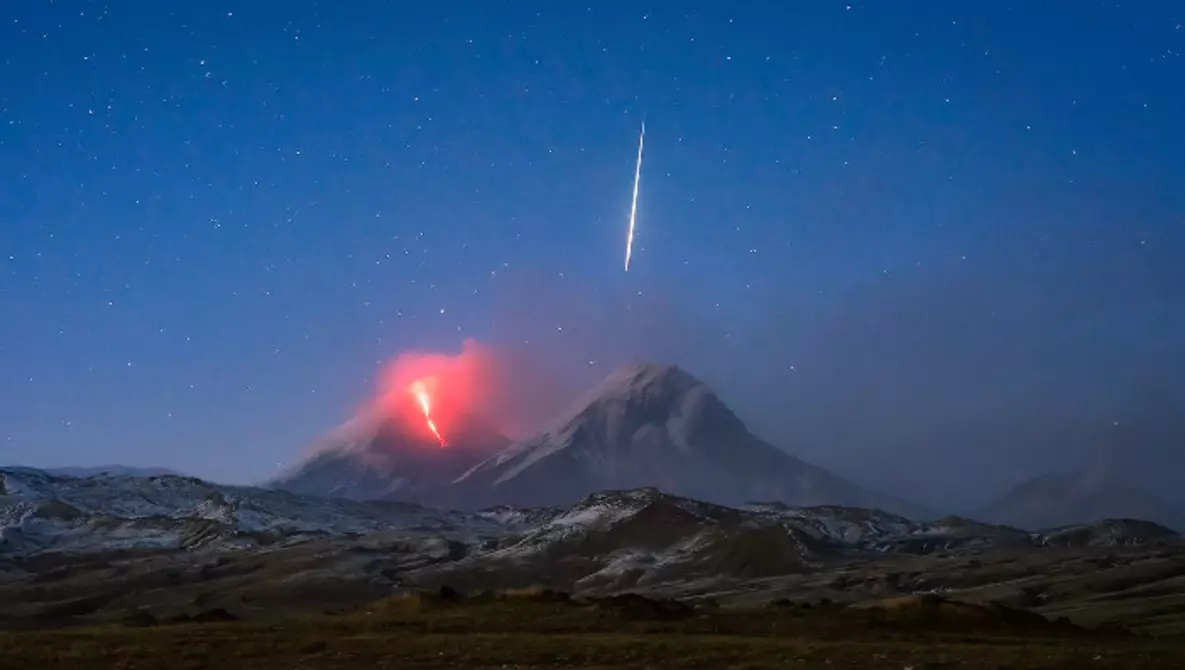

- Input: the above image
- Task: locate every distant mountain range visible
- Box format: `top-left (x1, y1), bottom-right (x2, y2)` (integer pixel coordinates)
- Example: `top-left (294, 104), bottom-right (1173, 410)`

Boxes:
top-left (45, 465), bottom-right (183, 479)
top-left (3, 466), bottom-right (1180, 631)
top-left (13, 364), bottom-right (1183, 534)
top-left (973, 471), bottom-right (1185, 532)
top-left (2, 465), bottom-right (1175, 571)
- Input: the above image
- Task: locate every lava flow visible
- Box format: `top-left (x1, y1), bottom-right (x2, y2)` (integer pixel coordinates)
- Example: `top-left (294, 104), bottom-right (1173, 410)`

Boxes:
top-left (408, 378), bottom-right (447, 446)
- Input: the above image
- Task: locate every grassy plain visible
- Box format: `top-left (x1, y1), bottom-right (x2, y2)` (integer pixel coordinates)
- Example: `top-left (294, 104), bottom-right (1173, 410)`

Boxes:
top-left (1, 591), bottom-right (1183, 670)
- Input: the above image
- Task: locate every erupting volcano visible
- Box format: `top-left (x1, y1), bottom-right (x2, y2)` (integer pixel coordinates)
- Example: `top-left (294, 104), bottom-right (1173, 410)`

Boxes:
top-left (409, 378), bottom-right (446, 446)
top-left (271, 350), bottom-right (930, 515)
top-left (267, 341), bottom-right (512, 503)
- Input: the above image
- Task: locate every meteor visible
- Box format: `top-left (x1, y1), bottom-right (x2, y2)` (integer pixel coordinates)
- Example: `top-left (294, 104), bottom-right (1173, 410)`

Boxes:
top-left (408, 378), bottom-right (446, 446)
top-left (624, 121), bottom-right (645, 272)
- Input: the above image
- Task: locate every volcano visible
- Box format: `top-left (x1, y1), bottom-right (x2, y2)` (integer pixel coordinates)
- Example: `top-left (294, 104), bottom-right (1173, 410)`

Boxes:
top-left (451, 362), bottom-right (930, 518)
top-left (268, 395), bottom-right (509, 503)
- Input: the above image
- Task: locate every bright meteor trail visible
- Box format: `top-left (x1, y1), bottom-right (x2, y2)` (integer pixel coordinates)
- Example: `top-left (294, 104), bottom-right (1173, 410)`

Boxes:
top-left (624, 121), bottom-right (645, 272)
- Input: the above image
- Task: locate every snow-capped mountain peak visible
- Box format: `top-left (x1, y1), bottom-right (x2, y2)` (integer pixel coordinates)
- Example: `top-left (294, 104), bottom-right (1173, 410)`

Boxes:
top-left (452, 362), bottom-right (930, 518)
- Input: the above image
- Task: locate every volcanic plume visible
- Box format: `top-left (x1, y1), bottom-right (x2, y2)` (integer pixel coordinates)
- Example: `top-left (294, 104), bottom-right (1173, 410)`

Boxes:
top-left (268, 340), bottom-right (512, 503)
top-left (369, 338), bottom-right (549, 443)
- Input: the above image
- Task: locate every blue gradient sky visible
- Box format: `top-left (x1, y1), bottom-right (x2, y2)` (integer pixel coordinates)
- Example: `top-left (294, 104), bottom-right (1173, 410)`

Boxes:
top-left (3, 2), bottom-right (1183, 509)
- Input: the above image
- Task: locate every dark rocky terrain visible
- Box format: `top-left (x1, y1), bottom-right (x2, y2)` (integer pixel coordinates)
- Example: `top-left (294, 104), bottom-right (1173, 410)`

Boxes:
top-left (4, 467), bottom-right (1185, 636)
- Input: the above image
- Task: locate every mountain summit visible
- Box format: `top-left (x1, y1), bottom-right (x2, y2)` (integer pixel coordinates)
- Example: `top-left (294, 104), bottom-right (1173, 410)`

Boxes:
top-left (453, 362), bottom-right (929, 518)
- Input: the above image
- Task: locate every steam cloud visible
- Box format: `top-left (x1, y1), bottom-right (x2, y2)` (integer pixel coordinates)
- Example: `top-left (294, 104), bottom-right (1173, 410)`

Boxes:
top-left (368, 338), bottom-right (568, 441)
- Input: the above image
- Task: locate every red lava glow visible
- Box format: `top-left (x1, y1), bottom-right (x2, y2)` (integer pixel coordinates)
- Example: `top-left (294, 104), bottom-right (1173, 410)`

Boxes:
top-left (360, 338), bottom-right (568, 448)
top-left (408, 377), bottom-right (446, 446)
top-left (369, 339), bottom-right (507, 446)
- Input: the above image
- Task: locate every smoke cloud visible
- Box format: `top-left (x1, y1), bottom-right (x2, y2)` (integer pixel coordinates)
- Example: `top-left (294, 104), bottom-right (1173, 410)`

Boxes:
top-left (368, 338), bottom-right (570, 441)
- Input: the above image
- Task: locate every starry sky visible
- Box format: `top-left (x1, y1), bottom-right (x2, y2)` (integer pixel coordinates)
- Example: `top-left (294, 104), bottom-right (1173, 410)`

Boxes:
top-left (3, 2), bottom-right (1184, 510)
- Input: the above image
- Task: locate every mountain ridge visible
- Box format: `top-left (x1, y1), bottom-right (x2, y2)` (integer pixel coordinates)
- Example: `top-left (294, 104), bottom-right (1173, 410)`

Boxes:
top-left (44, 465), bottom-right (184, 479)
top-left (5, 466), bottom-right (1174, 564)
top-left (5, 466), bottom-right (1183, 634)
top-left (452, 362), bottom-right (932, 519)
top-left (973, 470), bottom-right (1185, 532)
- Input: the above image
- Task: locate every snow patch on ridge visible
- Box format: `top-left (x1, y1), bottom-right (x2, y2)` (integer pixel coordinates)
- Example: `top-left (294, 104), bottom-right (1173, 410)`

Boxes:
top-left (0, 467), bottom-right (503, 559)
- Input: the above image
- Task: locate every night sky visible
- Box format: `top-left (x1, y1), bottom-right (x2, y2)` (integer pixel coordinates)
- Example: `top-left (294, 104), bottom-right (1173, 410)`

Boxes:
top-left (3, 2), bottom-right (1183, 510)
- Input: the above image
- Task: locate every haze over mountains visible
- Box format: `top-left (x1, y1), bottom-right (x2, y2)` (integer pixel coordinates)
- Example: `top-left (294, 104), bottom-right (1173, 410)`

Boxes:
top-left (975, 471), bottom-right (1185, 533)
top-left (5, 361), bottom-right (1184, 632)
top-left (260, 361), bottom-right (1181, 530)
top-left (7, 360), bottom-right (1179, 531)
top-left (269, 363), bottom-right (928, 518)
top-left (452, 363), bottom-right (928, 517)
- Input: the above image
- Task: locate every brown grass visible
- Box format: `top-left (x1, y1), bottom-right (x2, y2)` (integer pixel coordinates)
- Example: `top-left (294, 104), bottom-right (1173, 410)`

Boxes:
top-left (1, 593), bottom-right (1183, 669)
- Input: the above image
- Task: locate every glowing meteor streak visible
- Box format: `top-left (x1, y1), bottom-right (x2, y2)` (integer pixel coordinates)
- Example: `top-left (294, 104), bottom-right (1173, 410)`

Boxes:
top-left (624, 121), bottom-right (645, 272)
top-left (409, 379), bottom-right (446, 446)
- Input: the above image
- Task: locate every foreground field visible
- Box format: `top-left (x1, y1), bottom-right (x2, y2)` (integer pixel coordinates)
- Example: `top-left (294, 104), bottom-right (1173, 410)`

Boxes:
top-left (2, 593), bottom-right (1183, 670)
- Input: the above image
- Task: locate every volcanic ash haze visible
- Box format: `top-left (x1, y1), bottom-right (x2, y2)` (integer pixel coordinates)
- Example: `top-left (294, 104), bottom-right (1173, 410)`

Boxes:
top-left (269, 340), bottom-right (514, 502)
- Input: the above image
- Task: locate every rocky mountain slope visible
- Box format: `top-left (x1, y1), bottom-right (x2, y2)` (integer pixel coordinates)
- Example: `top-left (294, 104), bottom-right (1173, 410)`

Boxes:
top-left (7, 467), bottom-right (1174, 567)
top-left (0, 467), bottom-right (501, 560)
top-left (415, 488), bottom-right (1049, 597)
top-left (973, 472), bottom-right (1185, 532)
top-left (3, 467), bottom-right (1184, 632)
top-left (268, 402), bottom-right (509, 503)
top-left (453, 363), bottom-right (930, 518)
